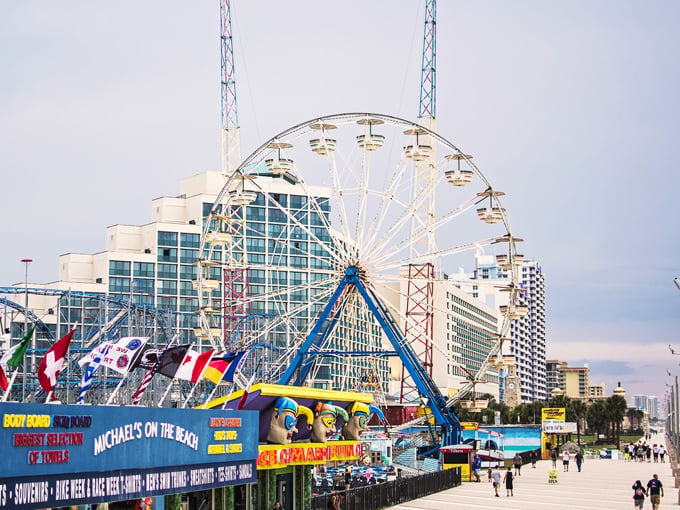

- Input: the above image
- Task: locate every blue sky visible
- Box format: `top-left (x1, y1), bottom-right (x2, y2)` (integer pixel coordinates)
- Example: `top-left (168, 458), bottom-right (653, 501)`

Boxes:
top-left (1, 1), bottom-right (679, 400)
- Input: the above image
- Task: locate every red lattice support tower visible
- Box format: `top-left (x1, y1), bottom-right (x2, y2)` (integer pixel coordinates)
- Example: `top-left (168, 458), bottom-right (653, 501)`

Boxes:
top-left (400, 262), bottom-right (434, 403)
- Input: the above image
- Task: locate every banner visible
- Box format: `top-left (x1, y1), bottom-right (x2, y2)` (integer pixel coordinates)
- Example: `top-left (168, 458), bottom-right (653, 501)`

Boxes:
top-left (542, 420), bottom-right (577, 433)
top-left (541, 407), bottom-right (566, 422)
top-left (0, 402), bottom-right (258, 510)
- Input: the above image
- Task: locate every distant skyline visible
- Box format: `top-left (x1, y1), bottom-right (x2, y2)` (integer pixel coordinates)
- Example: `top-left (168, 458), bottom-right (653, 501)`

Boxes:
top-left (1, 1), bottom-right (679, 400)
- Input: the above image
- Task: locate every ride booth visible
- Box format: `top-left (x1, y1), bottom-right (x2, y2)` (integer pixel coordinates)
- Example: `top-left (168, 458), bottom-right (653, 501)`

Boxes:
top-left (205, 383), bottom-right (382, 510)
top-left (439, 444), bottom-right (474, 481)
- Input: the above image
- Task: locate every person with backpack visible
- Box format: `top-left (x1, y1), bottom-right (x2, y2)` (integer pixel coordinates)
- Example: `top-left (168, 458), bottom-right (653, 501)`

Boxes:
top-left (632, 480), bottom-right (647, 509)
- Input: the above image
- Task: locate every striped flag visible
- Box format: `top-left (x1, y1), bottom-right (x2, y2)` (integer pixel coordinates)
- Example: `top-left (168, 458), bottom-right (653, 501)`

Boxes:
top-left (132, 344), bottom-right (188, 405)
top-left (132, 366), bottom-right (157, 406)
top-left (77, 343), bottom-right (111, 404)
top-left (203, 351), bottom-right (245, 384)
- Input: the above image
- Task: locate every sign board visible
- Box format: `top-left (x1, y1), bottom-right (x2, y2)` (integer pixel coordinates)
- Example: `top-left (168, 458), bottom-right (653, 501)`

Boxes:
top-left (548, 468), bottom-right (559, 484)
top-left (542, 420), bottom-right (577, 433)
top-left (257, 442), bottom-right (361, 470)
top-left (460, 422), bottom-right (479, 431)
top-left (0, 402), bottom-right (258, 510)
top-left (541, 408), bottom-right (566, 422)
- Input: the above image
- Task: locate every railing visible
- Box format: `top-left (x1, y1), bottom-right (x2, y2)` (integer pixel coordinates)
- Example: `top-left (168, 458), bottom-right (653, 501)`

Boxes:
top-left (311, 468), bottom-right (461, 510)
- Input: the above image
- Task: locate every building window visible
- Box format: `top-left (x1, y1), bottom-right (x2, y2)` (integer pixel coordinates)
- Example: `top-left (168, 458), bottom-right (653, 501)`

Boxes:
top-left (134, 262), bottom-right (154, 277)
top-left (132, 278), bottom-right (154, 295)
top-left (157, 280), bottom-right (177, 295)
top-left (109, 277), bottom-right (130, 294)
top-left (156, 296), bottom-right (177, 310)
top-left (158, 247), bottom-right (178, 263)
top-left (179, 297), bottom-right (197, 312)
top-left (180, 233), bottom-right (200, 248)
top-left (179, 264), bottom-right (196, 280)
top-left (268, 208), bottom-right (287, 223)
top-left (179, 281), bottom-right (197, 297)
top-left (180, 249), bottom-right (198, 264)
top-left (158, 231), bottom-right (178, 247)
top-left (109, 260), bottom-right (130, 276)
top-left (247, 207), bottom-right (266, 222)
top-left (290, 195), bottom-right (306, 209)
top-left (291, 256), bottom-right (308, 267)
top-left (157, 263), bottom-right (177, 279)
top-left (248, 269), bottom-right (266, 284)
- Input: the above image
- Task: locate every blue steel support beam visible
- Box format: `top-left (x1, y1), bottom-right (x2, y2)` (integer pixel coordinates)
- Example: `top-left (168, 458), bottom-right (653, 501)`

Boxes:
top-left (278, 275), bottom-right (350, 385)
top-left (278, 266), bottom-right (461, 446)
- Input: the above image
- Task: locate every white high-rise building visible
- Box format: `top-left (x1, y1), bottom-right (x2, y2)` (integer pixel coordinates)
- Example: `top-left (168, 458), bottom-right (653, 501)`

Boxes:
top-left (472, 255), bottom-right (547, 403)
top-left (633, 394), bottom-right (659, 420)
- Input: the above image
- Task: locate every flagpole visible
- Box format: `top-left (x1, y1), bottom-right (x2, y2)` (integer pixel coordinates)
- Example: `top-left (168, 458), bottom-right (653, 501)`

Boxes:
top-left (181, 351), bottom-right (213, 409)
top-left (106, 377), bottom-right (127, 405)
top-left (157, 379), bottom-right (176, 408)
top-left (1, 369), bottom-right (20, 402)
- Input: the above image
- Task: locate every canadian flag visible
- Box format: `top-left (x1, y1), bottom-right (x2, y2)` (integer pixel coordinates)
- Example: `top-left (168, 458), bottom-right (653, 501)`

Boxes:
top-left (174, 349), bottom-right (214, 383)
top-left (37, 328), bottom-right (76, 401)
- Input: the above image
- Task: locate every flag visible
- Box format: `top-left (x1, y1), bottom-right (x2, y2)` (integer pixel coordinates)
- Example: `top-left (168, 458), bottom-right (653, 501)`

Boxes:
top-left (131, 343), bottom-right (177, 405)
top-left (202, 351), bottom-right (245, 384)
top-left (78, 342), bottom-right (111, 367)
top-left (1, 326), bottom-right (36, 368)
top-left (0, 365), bottom-right (8, 392)
top-left (77, 343), bottom-right (111, 404)
top-left (100, 337), bottom-right (148, 375)
top-left (237, 372), bottom-right (257, 410)
top-left (156, 345), bottom-right (191, 379)
top-left (37, 328), bottom-right (76, 398)
top-left (175, 349), bottom-right (214, 383)
top-left (132, 345), bottom-right (164, 371)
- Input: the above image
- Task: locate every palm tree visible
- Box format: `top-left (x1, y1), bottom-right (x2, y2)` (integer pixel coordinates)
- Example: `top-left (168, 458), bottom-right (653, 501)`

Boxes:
top-left (587, 400), bottom-right (607, 442)
top-left (570, 399), bottom-right (588, 446)
top-left (605, 395), bottom-right (628, 448)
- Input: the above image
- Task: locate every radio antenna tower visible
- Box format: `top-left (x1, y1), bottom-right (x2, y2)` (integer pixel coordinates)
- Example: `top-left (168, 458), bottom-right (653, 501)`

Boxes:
top-left (221, 0), bottom-right (240, 175)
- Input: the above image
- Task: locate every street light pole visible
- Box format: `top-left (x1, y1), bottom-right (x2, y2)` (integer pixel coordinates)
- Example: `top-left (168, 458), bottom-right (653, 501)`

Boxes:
top-left (21, 258), bottom-right (32, 401)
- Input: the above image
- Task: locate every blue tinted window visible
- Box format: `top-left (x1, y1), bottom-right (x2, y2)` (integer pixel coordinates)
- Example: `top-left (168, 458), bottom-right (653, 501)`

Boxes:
top-left (158, 231), bottom-right (178, 247)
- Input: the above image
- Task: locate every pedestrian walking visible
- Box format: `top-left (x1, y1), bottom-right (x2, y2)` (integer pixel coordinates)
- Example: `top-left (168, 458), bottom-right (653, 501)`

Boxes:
top-left (653, 444), bottom-right (659, 463)
top-left (550, 448), bottom-right (557, 468)
top-left (472, 454), bottom-right (482, 482)
top-left (491, 465), bottom-right (502, 497)
top-left (646, 474), bottom-right (664, 510)
top-left (659, 445), bottom-right (666, 463)
top-left (575, 450), bottom-right (583, 472)
top-left (513, 452), bottom-right (522, 476)
top-left (632, 480), bottom-right (647, 509)
top-left (503, 467), bottom-right (514, 497)
top-left (530, 450), bottom-right (537, 468)
top-left (562, 450), bottom-right (570, 472)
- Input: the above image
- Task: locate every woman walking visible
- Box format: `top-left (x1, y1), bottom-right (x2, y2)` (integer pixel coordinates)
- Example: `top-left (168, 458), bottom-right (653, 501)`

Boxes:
top-left (503, 467), bottom-right (514, 497)
top-left (632, 480), bottom-right (647, 509)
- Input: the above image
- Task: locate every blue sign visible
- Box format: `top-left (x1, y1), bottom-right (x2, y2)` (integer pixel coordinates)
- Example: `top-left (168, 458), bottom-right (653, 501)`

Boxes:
top-left (0, 403), bottom-right (258, 510)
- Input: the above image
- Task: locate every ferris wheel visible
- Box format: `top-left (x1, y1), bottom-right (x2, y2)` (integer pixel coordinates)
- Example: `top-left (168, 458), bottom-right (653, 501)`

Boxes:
top-left (195, 112), bottom-right (522, 397)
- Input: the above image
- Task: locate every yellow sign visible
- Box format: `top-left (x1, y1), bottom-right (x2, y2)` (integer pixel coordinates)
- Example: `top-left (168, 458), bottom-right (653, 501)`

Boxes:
top-left (548, 468), bottom-right (559, 484)
top-left (541, 408), bottom-right (566, 421)
top-left (460, 422), bottom-right (479, 430)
